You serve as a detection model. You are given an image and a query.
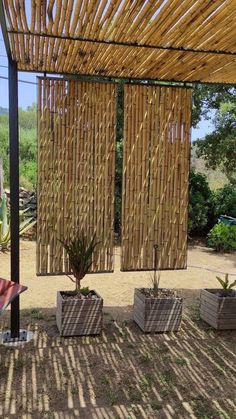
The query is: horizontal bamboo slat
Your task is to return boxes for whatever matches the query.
[37,77,116,275]
[3,1,236,83]
[121,84,192,271]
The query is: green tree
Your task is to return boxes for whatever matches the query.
[188,170,214,235]
[195,103,236,185]
[213,185,236,218]
[0,105,37,190]
[192,84,236,127]
[19,104,37,130]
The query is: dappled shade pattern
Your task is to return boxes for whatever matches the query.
[0,295,236,418]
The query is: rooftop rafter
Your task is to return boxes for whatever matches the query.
[7,29,236,57]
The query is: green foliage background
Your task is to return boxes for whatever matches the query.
[207,224,236,252]
[188,170,214,235]
[0,104,37,190]
[195,103,236,185]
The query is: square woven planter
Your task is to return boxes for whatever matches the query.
[56,290,103,336]
[200,289,236,330]
[133,288,183,333]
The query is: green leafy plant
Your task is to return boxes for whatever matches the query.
[207,223,236,251]
[0,193,36,251]
[188,170,214,235]
[195,102,236,185]
[213,184,236,218]
[80,286,90,296]
[0,221,11,250]
[0,192,9,250]
[216,273,236,295]
[60,234,98,295]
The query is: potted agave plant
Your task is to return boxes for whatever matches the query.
[200,274,236,330]
[56,233,103,336]
[133,245,183,332]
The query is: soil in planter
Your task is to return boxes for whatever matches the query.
[140,288,181,300]
[61,290,99,301]
[215,290,236,298]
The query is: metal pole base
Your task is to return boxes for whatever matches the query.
[0,329,34,346]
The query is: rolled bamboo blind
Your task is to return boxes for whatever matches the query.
[121,84,192,271]
[37,78,116,275]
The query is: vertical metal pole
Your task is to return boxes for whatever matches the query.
[9,59,20,338]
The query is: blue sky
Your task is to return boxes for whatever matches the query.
[0,32,214,141]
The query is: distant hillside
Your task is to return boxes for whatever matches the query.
[191,144,227,190]
[0,107,8,115]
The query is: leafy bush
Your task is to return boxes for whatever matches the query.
[216,273,236,295]
[0,105,37,190]
[213,184,236,218]
[207,223,236,252]
[188,170,214,235]
[19,160,37,190]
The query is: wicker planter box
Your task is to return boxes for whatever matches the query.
[200,289,236,330]
[133,288,183,333]
[56,290,103,336]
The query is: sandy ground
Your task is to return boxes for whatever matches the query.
[0,240,235,309]
[1,241,236,418]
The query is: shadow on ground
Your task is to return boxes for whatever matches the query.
[0,290,236,418]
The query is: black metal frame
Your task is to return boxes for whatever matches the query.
[36,73,193,88]
[0,0,20,338]
[8,29,236,57]
[8,60,20,338]
[21,68,236,87]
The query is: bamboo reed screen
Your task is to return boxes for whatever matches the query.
[37,78,116,275]
[121,85,192,271]
[4,1,236,84]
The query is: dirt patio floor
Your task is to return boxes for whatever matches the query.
[0,240,236,310]
[0,242,236,418]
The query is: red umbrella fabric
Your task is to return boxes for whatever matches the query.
[0,278,27,313]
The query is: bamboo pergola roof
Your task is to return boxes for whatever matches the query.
[1,1,236,83]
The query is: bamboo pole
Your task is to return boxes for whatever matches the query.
[37,77,116,274]
[122,84,192,270]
